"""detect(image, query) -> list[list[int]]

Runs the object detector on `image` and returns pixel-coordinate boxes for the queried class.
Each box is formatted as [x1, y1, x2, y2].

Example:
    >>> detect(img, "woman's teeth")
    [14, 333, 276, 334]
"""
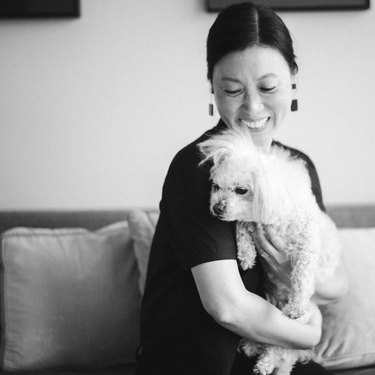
[241, 118, 269, 129]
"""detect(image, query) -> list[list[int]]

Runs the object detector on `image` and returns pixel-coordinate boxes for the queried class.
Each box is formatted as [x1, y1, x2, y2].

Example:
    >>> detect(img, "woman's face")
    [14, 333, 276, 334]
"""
[212, 45, 294, 152]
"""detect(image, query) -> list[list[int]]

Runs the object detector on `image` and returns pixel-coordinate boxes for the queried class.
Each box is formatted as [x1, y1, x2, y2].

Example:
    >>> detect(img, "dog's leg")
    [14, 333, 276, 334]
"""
[281, 217, 321, 320]
[239, 338, 262, 358]
[274, 354, 297, 375]
[236, 221, 257, 270]
[254, 345, 279, 375]
[257, 346, 304, 375]
[284, 244, 319, 318]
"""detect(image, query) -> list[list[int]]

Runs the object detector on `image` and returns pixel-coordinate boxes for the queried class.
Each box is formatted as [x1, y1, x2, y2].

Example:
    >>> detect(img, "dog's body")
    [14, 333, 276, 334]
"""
[199, 127, 341, 375]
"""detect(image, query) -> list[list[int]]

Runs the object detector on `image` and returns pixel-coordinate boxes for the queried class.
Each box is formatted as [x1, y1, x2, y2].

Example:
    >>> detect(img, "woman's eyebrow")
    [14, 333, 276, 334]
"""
[221, 77, 242, 83]
[221, 73, 278, 83]
[258, 73, 278, 80]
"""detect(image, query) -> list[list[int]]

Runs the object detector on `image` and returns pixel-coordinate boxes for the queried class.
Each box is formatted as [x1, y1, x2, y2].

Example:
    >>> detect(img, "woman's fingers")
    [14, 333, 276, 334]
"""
[264, 225, 286, 253]
[252, 224, 292, 286]
[251, 226, 271, 260]
[253, 225, 284, 262]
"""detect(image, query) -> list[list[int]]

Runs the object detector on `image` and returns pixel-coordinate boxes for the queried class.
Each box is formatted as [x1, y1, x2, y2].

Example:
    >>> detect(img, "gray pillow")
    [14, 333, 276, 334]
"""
[0, 222, 141, 371]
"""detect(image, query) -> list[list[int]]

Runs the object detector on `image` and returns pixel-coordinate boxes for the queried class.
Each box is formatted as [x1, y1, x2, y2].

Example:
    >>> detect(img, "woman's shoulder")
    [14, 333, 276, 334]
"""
[168, 121, 226, 175]
[272, 140, 315, 167]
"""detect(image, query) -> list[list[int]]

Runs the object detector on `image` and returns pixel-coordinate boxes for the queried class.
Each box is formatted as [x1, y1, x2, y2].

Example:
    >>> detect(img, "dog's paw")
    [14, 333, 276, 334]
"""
[239, 339, 261, 358]
[253, 363, 274, 375]
[236, 223, 257, 270]
[282, 303, 306, 320]
[254, 354, 276, 375]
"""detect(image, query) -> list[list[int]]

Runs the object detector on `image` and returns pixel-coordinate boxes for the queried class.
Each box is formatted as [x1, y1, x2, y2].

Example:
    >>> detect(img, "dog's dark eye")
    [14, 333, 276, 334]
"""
[235, 187, 248, 195]
[212, 183, 220, 192]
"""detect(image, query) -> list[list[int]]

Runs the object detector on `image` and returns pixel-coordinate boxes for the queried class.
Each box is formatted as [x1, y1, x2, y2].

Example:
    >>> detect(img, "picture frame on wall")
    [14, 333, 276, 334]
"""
[0, 0, 80, 18]
[206, 0, 370, 11]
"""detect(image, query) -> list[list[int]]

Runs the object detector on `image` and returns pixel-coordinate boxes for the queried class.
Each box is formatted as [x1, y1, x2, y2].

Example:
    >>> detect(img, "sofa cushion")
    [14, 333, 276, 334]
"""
[128, 210, 159, 295]
[315, 228, 375, 370]
[0, 222, 141, 371]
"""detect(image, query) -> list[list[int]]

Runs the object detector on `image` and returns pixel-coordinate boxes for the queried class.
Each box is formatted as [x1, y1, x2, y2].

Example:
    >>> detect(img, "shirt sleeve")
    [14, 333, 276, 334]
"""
[301, 154, 326, 212]
[160, 143, 237, 270]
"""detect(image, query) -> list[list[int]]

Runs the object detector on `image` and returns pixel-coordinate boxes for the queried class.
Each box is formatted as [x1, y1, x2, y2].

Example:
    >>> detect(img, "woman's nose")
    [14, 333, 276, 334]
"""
[242, 91, 264, 114]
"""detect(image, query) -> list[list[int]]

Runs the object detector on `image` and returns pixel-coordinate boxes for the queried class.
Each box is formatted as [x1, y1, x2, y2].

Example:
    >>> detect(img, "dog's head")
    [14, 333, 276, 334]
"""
[199, 127, 260, 222]
[208, 158, 257, 222]
[199, 127, 293, 224]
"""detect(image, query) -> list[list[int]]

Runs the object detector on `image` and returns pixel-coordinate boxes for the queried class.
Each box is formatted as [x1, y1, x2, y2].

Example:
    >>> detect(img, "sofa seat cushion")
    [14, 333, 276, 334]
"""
[0, 222, 141, 372]
[333, 367, 375, 375]
[315, 228, 375, 371]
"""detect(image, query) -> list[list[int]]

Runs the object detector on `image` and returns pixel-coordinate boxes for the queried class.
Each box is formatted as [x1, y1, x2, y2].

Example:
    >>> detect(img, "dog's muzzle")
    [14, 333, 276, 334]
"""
[212, 201, 226, 217]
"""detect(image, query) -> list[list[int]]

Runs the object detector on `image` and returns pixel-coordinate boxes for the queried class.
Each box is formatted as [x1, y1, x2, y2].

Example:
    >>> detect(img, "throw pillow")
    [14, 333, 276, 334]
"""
[0, 222, 141, 371]
[128, 210, 159, 295]
[315, 227, 375, 369]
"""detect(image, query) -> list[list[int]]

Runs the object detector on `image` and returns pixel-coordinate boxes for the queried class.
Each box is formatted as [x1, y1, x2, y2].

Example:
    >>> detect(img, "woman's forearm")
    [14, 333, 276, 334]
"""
[192, 260, 322, 351]
[215, 289, 322, 350]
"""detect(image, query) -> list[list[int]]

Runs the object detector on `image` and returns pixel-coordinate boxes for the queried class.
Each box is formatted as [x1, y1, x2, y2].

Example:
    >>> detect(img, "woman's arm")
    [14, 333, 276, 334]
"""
[252, 225, 348, 304]
[192, 259, 322, 350]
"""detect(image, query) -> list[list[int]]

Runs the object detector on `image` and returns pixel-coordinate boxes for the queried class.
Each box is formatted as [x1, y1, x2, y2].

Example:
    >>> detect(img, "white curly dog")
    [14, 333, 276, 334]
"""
[199, 126, 341, 375]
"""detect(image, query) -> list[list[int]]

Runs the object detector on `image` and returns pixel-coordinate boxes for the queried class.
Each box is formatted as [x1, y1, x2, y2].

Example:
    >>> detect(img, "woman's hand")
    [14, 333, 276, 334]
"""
[252, 223, 349, 305]
[296, 302, 322, 343]
[251, 223, 292, 287]
[297, 302, 322, 327]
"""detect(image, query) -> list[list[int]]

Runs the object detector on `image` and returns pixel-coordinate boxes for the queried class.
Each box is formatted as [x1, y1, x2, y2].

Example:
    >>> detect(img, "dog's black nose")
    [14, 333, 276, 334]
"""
[213, 202, 225, 216]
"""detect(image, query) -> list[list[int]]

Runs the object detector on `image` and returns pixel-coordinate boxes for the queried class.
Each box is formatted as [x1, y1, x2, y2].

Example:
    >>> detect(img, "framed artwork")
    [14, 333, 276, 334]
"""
[206, 0, 370, 11]
[0, 0, 80, 18]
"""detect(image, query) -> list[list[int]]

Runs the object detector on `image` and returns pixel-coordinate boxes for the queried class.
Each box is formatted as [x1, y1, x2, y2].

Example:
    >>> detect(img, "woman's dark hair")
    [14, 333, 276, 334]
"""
[206, 2, 298, 82]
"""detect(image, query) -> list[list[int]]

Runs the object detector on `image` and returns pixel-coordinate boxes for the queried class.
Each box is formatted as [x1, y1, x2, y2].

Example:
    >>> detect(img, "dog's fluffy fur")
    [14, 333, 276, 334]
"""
[198, 126, 341, 375]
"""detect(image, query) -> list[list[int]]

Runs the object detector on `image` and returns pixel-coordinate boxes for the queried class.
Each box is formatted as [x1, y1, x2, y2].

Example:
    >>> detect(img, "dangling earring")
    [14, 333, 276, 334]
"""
[291, 83, 298, 112]
[209, 88, 214, 116]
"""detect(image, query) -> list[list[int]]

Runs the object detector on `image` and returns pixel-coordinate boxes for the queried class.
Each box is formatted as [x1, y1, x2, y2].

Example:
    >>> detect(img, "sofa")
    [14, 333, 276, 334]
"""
[0, 204, 375, 375]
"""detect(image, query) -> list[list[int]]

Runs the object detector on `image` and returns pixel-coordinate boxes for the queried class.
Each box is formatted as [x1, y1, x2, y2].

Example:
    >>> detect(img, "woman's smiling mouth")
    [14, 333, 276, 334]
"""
[240, 117, 270, 131]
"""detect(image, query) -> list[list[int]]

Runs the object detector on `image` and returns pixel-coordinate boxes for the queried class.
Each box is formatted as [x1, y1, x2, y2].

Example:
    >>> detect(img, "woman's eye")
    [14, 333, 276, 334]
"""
[235, 187, 248, 195]
[224, 89, 242, 96]
[260, 86, 276, 93]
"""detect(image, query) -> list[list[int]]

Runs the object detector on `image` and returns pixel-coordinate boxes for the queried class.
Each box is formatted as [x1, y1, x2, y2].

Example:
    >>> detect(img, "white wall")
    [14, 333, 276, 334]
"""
[0, 0, 374, 210]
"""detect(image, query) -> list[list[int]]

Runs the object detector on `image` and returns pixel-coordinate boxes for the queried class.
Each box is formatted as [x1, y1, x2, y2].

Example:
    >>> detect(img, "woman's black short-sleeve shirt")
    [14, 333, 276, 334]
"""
[136, 121, 325, 375]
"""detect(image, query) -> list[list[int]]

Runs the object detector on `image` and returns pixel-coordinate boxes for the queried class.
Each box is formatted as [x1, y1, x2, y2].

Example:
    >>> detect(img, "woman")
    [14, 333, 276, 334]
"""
[136, 3, 348, 374]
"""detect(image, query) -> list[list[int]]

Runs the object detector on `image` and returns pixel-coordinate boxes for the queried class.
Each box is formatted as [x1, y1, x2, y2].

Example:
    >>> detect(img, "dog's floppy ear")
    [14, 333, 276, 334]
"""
[252, 160, 293, 224]
[198, 127, 256, 168]
[198, 137, 230, 168]
[252, 168, 272, 224]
